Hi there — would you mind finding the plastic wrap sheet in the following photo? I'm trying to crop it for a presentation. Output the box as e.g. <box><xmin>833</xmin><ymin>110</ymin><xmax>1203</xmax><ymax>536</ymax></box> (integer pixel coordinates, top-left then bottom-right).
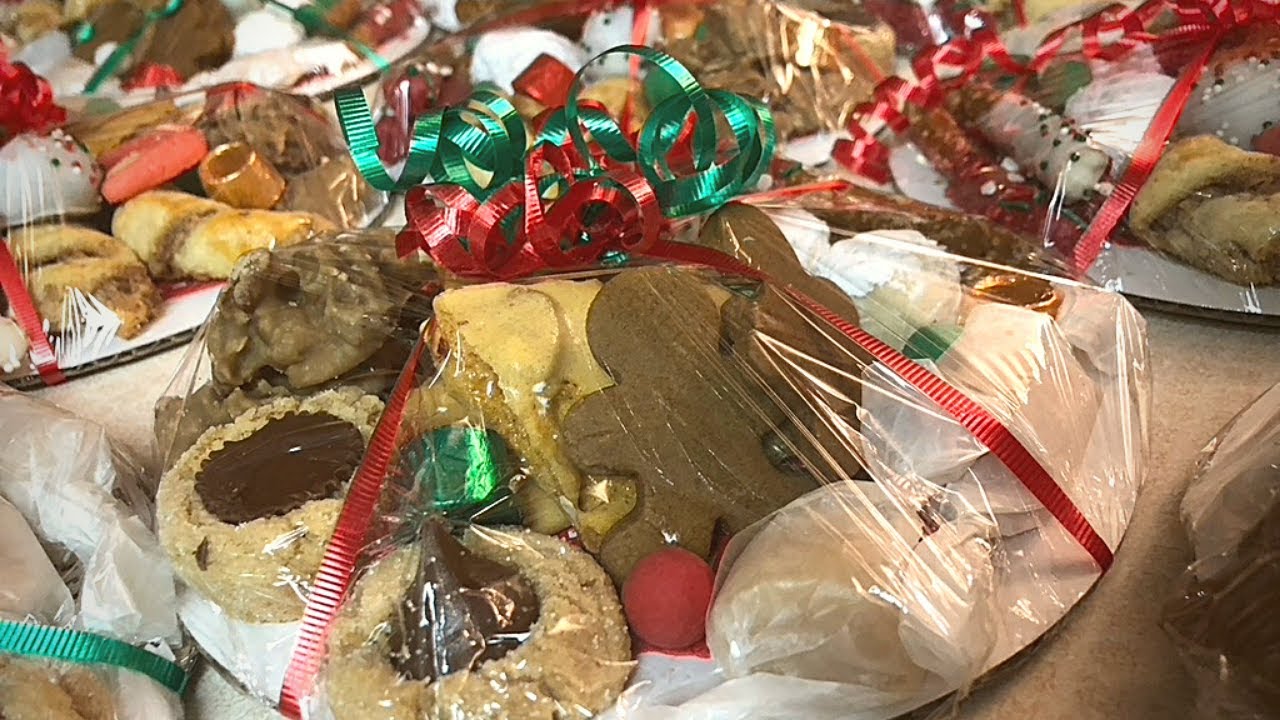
<box><xmin>829</xmin><ymin>0</ymin><xmax>1280</xmax><ymax>321</ymax></box>
<box><xmin>370</xmin><ymin>0</ymin><xmax>901</xmax><ymax>171</ymax></box>
<box><xmin>1165</xmin><ymin>383</ymin><xmax>1280</xmax><ymax>720</ymax></box>
<box><xmin>0</xmin><ymin>82</ymin><xmax>388</xmax><ymax>388</ymax></box>
<box><xmin>0</xmin><ymin>386</ymin><xmax>188</xmax><ymax>719</ymax></box>
<box><xmin>155</xmin><ymin>200</ymin><xmax>1150</xmax><ymax>717</ymax></box>
<box><xmin>150</xmin><ymin>229</ymin><xmax>437</xmax><ymax>704</ymax></box>
<box><xmin>2</xmin><ymin>0</ymin><xmax>439</xmax><ymax>101</ymax></box>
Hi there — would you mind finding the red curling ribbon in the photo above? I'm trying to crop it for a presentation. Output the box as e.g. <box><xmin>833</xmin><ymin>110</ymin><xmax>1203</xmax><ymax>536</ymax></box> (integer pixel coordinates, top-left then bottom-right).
<box><xmin>512</xmin><ymin>54</ymin><xmax>577</xmax><ymax>107</ymax></box>
<box><xmin>0</xmin><ymin>59</ymin><xmax>66</xmax><ymax>143</ymax></box>
<box><xmin>839</xmin><ymin>0</ymin><xmax>1279</xmax><ymax>270</ymax></box>
<box><xmin>0</xmin><ymin>241</ymin><xmax>66</xmax><ymax>386</ymax></box>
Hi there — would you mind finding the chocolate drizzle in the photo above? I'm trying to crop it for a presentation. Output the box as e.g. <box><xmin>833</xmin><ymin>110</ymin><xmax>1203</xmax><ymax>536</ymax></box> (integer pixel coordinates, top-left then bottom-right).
<box><xmin>390</xmin><ymin>518</ymin><xmax>539</xmax><ymax>682</ymax></box>
<box><xmin>194</xmin><ymin>412</ymin><xmax>362</xmax><ymax>524</ymax></box>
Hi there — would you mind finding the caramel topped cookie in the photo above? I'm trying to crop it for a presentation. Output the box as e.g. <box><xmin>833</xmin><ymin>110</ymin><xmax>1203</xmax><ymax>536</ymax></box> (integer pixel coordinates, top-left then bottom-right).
<box><xmin>205</xmin><ymin>234</ymin><xmax>435</xmax><ymax>391</ymax></box>
<box><xmin>157</xmin><ymin>388</ymin><xmax>383</xmax><ymax>621</ymax></box>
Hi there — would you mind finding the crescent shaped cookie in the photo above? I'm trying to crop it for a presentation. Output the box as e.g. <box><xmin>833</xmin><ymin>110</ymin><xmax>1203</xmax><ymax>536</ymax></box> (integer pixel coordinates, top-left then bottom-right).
<box><xmin>8</xmin><ymin>225</ymin><xmax>161</xmax><ymax>339</ymax></box>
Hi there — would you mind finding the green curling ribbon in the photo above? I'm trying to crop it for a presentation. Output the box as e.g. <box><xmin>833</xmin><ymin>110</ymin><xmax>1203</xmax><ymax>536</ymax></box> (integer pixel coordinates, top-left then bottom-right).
<box><xmin>82</xmin><ymin>0</ymin><xmax>183</xmax><ymax>93</ymax></box>
<box><xmin>334</xmin><ymin>45</ymin><xmax>775</xmax><ymax>216</ymax></box>
<box><xmin>0</xmin><ymin>621</ymin><xmax>187</xmax><ymax>694</ymax></box>
<box><xmin>334</xmin><ymin>86</ymin><xmax>524</xmax><ymax>193</ymax></box>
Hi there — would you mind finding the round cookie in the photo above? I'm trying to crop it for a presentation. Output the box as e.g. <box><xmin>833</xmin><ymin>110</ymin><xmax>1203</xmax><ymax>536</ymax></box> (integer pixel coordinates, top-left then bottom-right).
<box><xmin>157</xmin><ymin>388</ymin><xmax>383</xmax><ymax>622</ymax></box>
<box><xmin>0</xmin><ymin>656</ymin><xmax>114</xmax><ymax>720</ymax></box>
<box><xmin>323</xmin><ymin>524</ymin><xmax>632</xmax><ymax>719</ymax></box>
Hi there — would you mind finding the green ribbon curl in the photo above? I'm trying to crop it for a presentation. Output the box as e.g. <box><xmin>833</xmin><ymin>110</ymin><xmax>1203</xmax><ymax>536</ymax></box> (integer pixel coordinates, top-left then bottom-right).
<box><xmin>333</xmin><ymin>45</ymin><xmax>775</xmax><ymax>218</ymax></box>
<box><xmin>0</xmin><ymin>621</ymin><xmax>188</xmax><ymax>694</ymax></box>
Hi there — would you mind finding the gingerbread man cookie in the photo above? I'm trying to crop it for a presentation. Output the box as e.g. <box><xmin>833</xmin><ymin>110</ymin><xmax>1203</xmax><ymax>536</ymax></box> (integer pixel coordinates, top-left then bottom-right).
<box><xmin>701</xmin><ymin>202</ymin><xmax>872</xmax><ymax>483</ymax></box>
<box><xmin>561</xmin><ymin>267</ymin><xmax>818</xmax><ymax>584</ymax></box>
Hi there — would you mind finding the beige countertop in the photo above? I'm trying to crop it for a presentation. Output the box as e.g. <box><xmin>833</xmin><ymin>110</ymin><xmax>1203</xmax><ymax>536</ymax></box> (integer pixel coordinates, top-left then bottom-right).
<box><xmin>32</xmin><ymin>309</ymin><xmax>1280</xmax><ymax>720</ymax></box>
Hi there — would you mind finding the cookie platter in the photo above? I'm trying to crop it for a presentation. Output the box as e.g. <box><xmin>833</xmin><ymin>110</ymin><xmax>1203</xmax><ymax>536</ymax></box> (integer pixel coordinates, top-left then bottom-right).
<box><xmin>149</xmin><ymin>194</ymin><xmax>1148</xmax><ymax>719</ymax></box>
<box><xmin>0</xmin><ymin>81</ymin><xmax>391</xmax><ymax>387</ymax></box>
<box><xmin>4</xmin><ymin>0</ymin><xmax>441</xmax><ymax>103</ymax></box>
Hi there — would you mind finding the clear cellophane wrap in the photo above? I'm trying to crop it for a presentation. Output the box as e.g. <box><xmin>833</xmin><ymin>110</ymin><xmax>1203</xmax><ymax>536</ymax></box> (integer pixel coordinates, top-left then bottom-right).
<box><xmin>150</xmin><ymin>228</ymin><xmax>437</xmax><ymax>705</ymax></box>
<box><xmin>228</xmin><ymin>195</ymin><xmax>1153</xmax><ymax>719</ymax></box>
<box><xmin>829</xmin><ymin>0</ymin><xmax>1280</xmax><ymax>318</ymax></box>
<box><xmin>0</xmin><ymin>385</ymin><xmax>188</xmax><ymax>719</ymax></box>
<box><xmin>1</xmin><ymin>81</ymin><xmax>385</xmax><ymax>388</ymax></box>
<box><xmin>1164</xmin><ymin>382</ymin><xmax>1280</xmax><ymax>720</ymax></box>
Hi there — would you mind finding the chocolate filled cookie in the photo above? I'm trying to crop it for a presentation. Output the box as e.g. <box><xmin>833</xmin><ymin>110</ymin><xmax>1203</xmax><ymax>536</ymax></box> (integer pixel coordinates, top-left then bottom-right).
<box><xmin>323</xmin><ymin>521</ymin><xmax>632</xmax><ymax>719</ymax></box>
<box><xmin>157</xmin><ymin>388</ymin><xmax>383</xmax><ymax>622</ymax></box>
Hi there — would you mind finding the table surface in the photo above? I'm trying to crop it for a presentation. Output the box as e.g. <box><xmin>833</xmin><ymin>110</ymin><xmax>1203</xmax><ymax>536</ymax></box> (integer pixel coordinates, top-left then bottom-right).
<box><xmin>31</xmin><ymin>308</ymin><xmax>1280</xmax><ymax>720</ymax></box>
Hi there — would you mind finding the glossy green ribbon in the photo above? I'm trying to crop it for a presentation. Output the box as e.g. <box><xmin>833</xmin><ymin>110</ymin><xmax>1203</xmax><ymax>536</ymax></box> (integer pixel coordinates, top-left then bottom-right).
<box><xmin>0</xmin><ymin>621</ymin><xmax>187</xmax><ymax>694</ymax></box>
<box><xmin>81</xmin><ymin>0</ymin><xmax>184</xmax><ymax>93</ymax></box>
<box><xmin>335</xmin><ymin>87</ymin><xmax>525</xmax><ymax>193</ymax></box>
<box><xmin>333</xmin><ymin>45</ymin><xmax>775</xmax><ymax>218</ymax></box>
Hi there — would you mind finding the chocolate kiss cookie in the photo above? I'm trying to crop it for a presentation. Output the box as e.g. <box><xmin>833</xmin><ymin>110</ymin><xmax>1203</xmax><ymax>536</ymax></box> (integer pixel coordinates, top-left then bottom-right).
<box><xmin>702</xmin><ymin>202</ymin><xmax>873</xmax><ymax>483</ymax></box>
<box><xmin>323</xmin><ymin>525</ymin><xmax>631</xmax><ymax>720</ymax></box>
<box><xmin>561</xmin><ymin>267</ymin><xmax>819</xmax><ymax>584</ymax></box>
<box><xmin>388</xmin><ymin>518</ymin><xmax>539</xmax><ymax>681</ymax></box>
<box><xmin>157</xmin><ymin>388</ymin><xmax>383</xmax><ymax>622</ymax></box>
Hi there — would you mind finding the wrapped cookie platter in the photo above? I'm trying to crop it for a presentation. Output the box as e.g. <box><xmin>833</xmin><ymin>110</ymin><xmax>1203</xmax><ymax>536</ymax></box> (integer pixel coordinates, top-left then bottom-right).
<box><xmin>836</xmin><ymin>0</ymin><xmax>1280</xmax><ymax>322</ymax></box>
<box><xmin>152</xmin><ymin>49</ymin><xmax>1151</xmax><ymax>719</ymax></box>
<box><xmin>4</xmin><ymin>0</ymin><xmax>443</xmax><ymax>102</ymax></box>
<box><xmin>369</xmin><ymin>0</ymin><xmax>899</xmax><ymax>174</ymax></box>
<box><xmin>0</xmin><ymin>386</ymin><xmax>191</xmax><ymax>719</ymax></box>
<box><xmin>0</xmin><ymin>76</ymin><xmax>391</xmax><ymax>388</ymax></box>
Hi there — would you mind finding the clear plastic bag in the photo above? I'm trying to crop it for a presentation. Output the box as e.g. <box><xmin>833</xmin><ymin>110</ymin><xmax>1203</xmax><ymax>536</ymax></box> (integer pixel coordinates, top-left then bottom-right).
<box><xmin>1</xmin><ymin>80</ymin><xmax>387</xmax><ymax>388</ymax></box>
<box><xmin>832</xmin><ymin>1</ymin><xmax>1280</xmax><ymax>321</ymax></box>
<box><xmin>0</xmin><ymin>385</ymin><xmax>189</xmax><ymax>720</ymax></box>
<box><xmin>229</xmin><ymin>200</ymin><xmax>1148</xmax><ymax>719</ymax></box>
<box><xmin>151</xmin><ymin>228</ymin><xmax>437</xmax><ymax>704</ymax></box>
<box><xmin>4</xmin><ymin>0</ymin><xmax>438</xmax><ymax>101</ymax></box>
<box><xmin>1164</xmin><ymin>382</ymin><xmax>1280</xmax><ymax>720</ymax></box>
<box><xmin>372</xmin><ymin>0</ymin><xmax>900</xmax><ymax>169</ymax></box>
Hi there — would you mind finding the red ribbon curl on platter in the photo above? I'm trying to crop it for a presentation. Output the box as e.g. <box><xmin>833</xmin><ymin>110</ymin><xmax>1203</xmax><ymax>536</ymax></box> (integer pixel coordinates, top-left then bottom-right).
<box><xmin>280</xmin><ymin>46</ymin><xmax>1118</xmax><ymax>718</ymax></box>
<box><xmin>835</xmin><ymin>0</ymin><xmax>1280</xmax><ymax>274</ymax></box>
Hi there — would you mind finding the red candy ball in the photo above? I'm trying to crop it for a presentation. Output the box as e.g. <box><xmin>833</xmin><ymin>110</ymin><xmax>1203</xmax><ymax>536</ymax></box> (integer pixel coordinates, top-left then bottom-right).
<box><xmin>622</xmin><ymin>547</ymin><xmax>714</xmax><ymax>650</ymax></box>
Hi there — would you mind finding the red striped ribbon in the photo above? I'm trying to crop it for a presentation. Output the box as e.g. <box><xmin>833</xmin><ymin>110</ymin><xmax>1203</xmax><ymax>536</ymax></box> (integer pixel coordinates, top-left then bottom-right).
<box><xmin>278</xmin><ymin>338</ymin><xmax>428</xmax><ymax>717</ymax></box>
<box><xmin>0</xmin><ymin>240</ymin><xmax>65</xmax><ymax>385</ymax></box>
